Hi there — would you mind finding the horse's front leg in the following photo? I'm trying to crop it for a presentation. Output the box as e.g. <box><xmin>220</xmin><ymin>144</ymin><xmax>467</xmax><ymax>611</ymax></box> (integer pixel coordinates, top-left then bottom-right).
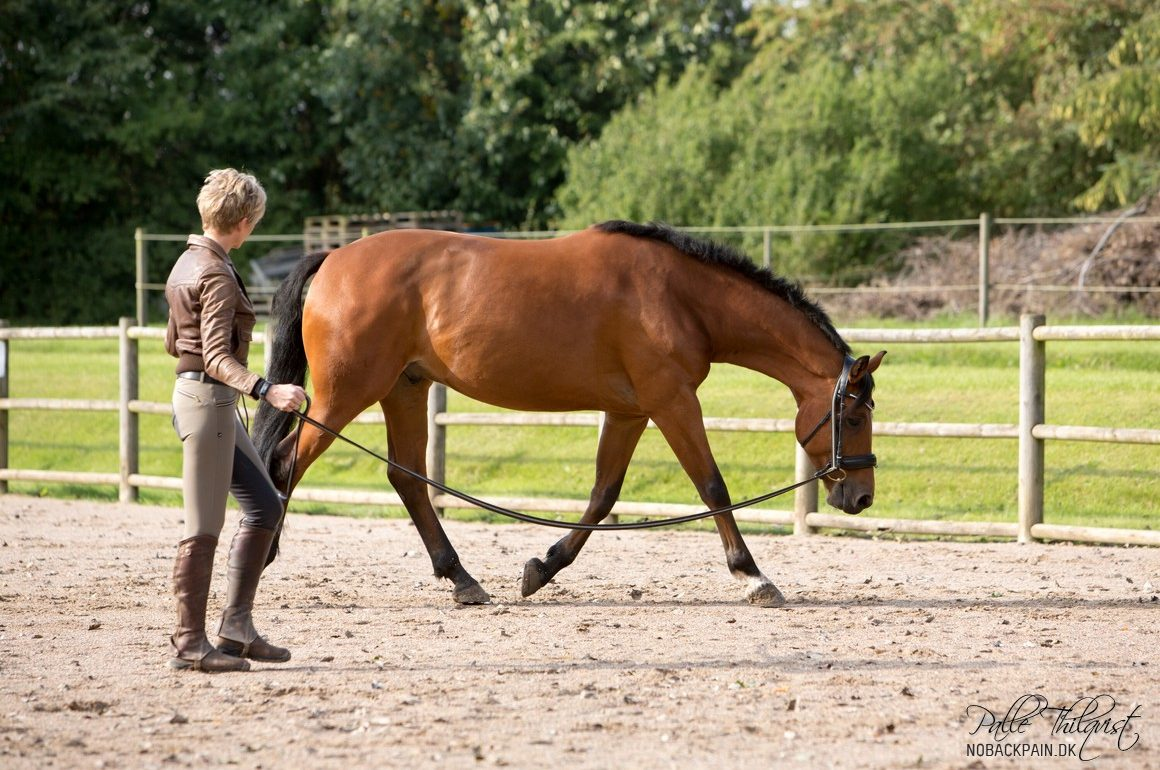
<box><xmin>522</xmin><ymin>413</ymin><xmax>648</xmax><ymax>598</ymax></box>
<box><xmin>382</xmin><ymin>380</ymin><xmax>490</xmax><ymax>605</ymax></box>
<box><xmin>651</xmin><ymin>397</ymin><xmax>786</xmax><ymax>608</ymax></box>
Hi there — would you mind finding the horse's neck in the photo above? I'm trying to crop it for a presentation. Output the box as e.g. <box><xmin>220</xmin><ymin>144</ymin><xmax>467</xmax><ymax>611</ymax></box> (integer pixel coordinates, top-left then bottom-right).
<box><xmin>707</xmin><ymin>286</ymin><xmax>843</xmax><ymax>402</ymax></box>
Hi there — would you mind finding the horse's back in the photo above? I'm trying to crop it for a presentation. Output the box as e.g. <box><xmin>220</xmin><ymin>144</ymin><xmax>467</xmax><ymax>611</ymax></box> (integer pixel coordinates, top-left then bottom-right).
<box><xmin>302</xmin><ymin>227</ymin><xmax>709</xmax><ymax>412</ymax></box>
<box><xmin>313</xmin><ymin>227</ymin><xmax>644</xmax><ymax>292</ymax></box>
<box><xmin>307</xmin><ymin>227</ymin><xmax>672</xmax><ymax>330</ymax></box>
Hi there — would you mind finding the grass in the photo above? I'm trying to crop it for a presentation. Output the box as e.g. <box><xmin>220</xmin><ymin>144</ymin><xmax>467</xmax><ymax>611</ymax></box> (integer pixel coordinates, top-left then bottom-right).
<box><xmin>3</xmin><ymin>321</ymin><xmax>1158</xmax><ymax>535</ymax></box>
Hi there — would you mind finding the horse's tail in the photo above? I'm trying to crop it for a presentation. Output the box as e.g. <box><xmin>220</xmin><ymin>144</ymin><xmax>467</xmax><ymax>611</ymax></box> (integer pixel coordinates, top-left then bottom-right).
<box><xmin>253</xmin><ymin>250</ymin><xmax>329</xmax><ymax>565</ymax></box>
<box><xmin>254</xmin><ymin>249</ymin><xmax>329</xmax><ymax>466</ymax></box>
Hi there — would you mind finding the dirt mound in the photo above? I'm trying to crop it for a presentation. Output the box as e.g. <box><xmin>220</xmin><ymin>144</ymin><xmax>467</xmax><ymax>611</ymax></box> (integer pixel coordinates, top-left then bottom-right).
<box><xmin>841</xmin><ymin>196</ymin><xmax>1160</xmax><ymax>320</ymax></box>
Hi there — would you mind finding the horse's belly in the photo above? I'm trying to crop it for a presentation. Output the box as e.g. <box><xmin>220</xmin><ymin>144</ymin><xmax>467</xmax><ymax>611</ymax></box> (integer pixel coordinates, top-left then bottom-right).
<box><xmin>419</xmin><ymin>346</ymin><xmax>640</xmax><ymax>414</ymax></box>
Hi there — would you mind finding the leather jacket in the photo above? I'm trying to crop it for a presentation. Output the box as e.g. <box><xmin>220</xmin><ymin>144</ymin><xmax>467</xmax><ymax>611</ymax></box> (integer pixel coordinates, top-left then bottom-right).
<box><xmin>164</xmin><ymin>234</ymin><xmax>261</xmax><ymax>396</ymax></box>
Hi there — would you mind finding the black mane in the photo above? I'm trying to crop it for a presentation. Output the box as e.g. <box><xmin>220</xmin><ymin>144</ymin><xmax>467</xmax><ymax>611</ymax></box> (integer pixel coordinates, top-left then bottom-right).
<box><xmin>594</xmin><ymin>220</ymin><xmax>850</xmax><ymax>356</ymax></box>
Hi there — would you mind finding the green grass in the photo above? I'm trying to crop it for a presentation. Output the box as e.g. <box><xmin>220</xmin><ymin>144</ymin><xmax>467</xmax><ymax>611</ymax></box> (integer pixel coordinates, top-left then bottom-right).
<box><xmin>4</xmin><ymin>323</ymin><xmax>1158</xmax><ymax>534</ymax></box>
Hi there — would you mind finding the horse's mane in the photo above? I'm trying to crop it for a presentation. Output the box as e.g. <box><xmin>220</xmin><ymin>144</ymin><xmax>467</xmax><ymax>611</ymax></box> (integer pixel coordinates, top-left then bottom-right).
<box><xmin>594</xmin><ymin>220</ymin><xmax>851</xmax><ymax>356</ymax></box>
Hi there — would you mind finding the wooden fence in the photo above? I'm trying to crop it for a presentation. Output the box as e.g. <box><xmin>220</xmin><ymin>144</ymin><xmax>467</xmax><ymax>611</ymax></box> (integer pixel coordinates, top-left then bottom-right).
<box><xmin>0</xmin><ymin>316</ymin><xmax>1157</xmax><ymax>546</ymax></box>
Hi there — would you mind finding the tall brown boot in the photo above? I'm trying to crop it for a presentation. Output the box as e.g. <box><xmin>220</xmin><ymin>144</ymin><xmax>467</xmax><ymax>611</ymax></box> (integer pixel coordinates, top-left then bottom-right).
<box><xmin>214</xmin><ymin>525</ymin><xmax>291</xmax><ymax>662</ymax></box>
<box><xmin>170</xmin><ymin>535</ymin><xmax>250</xmax><ymax>672</ymax></box>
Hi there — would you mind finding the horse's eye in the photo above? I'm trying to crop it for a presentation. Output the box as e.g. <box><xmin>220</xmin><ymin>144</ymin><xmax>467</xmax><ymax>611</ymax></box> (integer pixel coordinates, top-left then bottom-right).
<box><xmin>845</xmin><ymin>415</ymin><xmax>865</xmax><ymax>429</ymax></box>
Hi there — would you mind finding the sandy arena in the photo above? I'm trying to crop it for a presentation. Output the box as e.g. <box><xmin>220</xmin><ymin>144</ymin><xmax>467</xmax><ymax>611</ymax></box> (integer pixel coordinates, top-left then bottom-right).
<box><xmin>0</xmin><ymin>494</ymin><xmax>1155</xmax><ymax>769</ymax></box>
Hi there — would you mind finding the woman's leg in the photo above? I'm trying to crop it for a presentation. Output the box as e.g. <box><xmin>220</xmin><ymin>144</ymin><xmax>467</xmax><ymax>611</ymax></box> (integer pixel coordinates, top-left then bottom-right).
<box><xmin>169</xmin><ymin>382</ymin><xmax>248</xmax><ymax>671</ymax></box>
<box><xmin>215</xmin><ymin>416</ymin><xmax>291</xmax><ymax>662</ymax></box>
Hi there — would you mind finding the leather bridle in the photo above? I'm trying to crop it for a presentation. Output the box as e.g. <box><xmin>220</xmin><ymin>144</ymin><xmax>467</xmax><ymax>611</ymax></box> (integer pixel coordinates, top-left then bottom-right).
<box><xmin>800</xmin><ymin>355</ymin><xmax>877</xmax><ymax>482</ymax></box>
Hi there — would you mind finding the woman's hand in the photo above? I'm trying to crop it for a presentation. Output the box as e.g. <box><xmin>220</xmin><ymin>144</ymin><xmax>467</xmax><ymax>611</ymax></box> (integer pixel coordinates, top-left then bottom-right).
<box><xmin>265</xmin><ymin>383</ymin><xmax>307</xmax><ymax>413</ymax></box>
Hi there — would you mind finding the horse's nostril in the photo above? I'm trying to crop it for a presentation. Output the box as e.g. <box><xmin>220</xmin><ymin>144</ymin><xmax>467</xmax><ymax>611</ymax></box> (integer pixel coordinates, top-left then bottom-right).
<box><xmin>855</xmin><ymin>494</ymin><xmax>873</xmax><ymax>511</ymax></box>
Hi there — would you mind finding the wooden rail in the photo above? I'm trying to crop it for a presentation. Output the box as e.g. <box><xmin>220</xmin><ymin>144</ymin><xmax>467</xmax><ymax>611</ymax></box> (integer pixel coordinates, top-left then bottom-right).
<box><xmin>0</xmin><ymin>317</ymin><xmax>1157</xmax><ymax>546</ymax></box>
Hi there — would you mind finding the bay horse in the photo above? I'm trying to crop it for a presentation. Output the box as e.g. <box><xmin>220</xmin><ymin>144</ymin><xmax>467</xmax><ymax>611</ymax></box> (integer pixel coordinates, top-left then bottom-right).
<box><xmin>254</xmin><ymin>221</ymin><xmax>884</xmax><ymax>608</ymax></box>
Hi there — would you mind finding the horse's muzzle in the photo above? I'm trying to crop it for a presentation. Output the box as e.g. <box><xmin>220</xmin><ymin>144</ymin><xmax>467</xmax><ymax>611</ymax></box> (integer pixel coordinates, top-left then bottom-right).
<box><xmin>827</xmin><ymin>481</ymin><xmax>874</xmax><ymax>515</ymax></box>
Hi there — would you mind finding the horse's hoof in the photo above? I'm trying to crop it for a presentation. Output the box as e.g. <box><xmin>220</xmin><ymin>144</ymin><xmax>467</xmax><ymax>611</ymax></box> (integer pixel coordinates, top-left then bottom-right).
<box><xmin>521</xmin><ymin>558</ymin><xmax>549</xmax><ymax>598</ymax></box>
<box><xmin>453</xmin><ymin>581</ymin><xmax>491</xmax><ymax>605</ymax></box>
<box><xmin>747</xmin><ymin>582</ymin><xmax>786</xmax><ymax>608</ymax></box>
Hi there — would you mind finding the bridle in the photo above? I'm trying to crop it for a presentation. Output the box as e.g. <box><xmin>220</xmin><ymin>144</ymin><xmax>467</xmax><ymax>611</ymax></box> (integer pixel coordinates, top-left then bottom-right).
<box><xmin>800</xmin><ymin>355</ymin><xmax>877</xmax><ymax>482</ymax></box>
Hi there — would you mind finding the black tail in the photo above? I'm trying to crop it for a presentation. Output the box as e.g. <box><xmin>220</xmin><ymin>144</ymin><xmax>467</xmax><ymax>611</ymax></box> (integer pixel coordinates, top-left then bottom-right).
<box><xmin>254</xmin><ymin>249</ymin><xmax>329</xmax><ymax>565</ymax></box>
<box><xmin>254</xmin><ymin>250</ymin><xmax>329</xmax><ymax>466</ymax></box>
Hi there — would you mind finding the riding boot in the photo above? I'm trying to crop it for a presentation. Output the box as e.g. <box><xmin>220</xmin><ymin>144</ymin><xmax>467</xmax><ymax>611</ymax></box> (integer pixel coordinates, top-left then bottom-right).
<box><xmin>170</xmin><ymin>535</ymin><xmax>250</xmax><ymax>672</ymax></box>
<box><xmin>214</xmin><ymin>525</ymin><xmax>291</xmax><ymax>662</ymax></box>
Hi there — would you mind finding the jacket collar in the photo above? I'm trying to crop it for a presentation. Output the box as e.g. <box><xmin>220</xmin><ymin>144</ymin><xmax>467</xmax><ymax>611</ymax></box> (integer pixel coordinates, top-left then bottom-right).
<box><xmin>186</xmin><ymin>234</ymin><xmax>230</xmax><ymax>262</ymax></box>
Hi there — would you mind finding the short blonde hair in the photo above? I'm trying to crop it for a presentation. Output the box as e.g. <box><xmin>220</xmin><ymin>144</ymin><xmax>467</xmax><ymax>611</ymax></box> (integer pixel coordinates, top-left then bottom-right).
<box><xmin>197</xmin><ymin>168</ymin><xmax>266</xmax><ymax>232</ymax></box>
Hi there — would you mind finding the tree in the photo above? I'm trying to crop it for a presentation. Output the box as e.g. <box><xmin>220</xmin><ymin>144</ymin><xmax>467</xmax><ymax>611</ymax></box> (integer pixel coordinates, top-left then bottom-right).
<box><xmin>2</xmin><ymin>1</ymin><xmax>167</xmax><ymax>322</ymax></box>
<box><xmin>555</xmin><ymin>0</ymin><xmax>1159</xmax><ymax>275</ymax></box>
<box><xmin>1055</xmin><ymin>8</ymin><xmax>1160</xmax><ymax>210</ymax></box>
<box><xmin>312</xmin><ymin>0</ymin><xmax>467</xmax><ymax>213</ymax></box>
<box><xmin>457</xmin><ymin>0</ymin><xmax>750</xmax><ymax>226</ymax></box>
<box><xmin>555</xmin><ymin>66</ymin><xmax>737</xmax><ymax>229</ymax></box>
<box><xmin>0</xmin><ymin>0</ymin><xmax>751</xmax><ymax>322</ymax></box>
<box><xmin>0</xmin><ymin>0</ymin><xmax>333</xmax><ymax>323</ymax></box>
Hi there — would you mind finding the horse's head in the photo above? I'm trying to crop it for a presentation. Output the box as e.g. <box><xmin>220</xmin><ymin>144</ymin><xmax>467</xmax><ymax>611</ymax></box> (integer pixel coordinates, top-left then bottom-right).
<box><xmin>796</xmin><ymin>351</ymin><xmax>886</xmax><ymax>515</ymax></box>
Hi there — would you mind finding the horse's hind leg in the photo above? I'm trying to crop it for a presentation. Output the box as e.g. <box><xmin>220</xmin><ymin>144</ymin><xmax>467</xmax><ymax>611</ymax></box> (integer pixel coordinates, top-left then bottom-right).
<box><xmin>521</xmin><ymin>413</ymin><xmax>648</xmax><ymax>598</ymax></box>
<box><xmin>650</xmin><ymin>397</ymin><xmax>786</xmax><ymax>608</ymax></box>
<box><xmin>382</xmin><ymin>378</ymin><xmax>490</xmax><ymax>605</ymax></box>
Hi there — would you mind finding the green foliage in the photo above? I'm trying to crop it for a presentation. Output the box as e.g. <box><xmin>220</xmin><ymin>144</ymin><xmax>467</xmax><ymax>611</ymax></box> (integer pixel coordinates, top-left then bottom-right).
<box><xmin>0</xmin><ymin>0</ymin><xmax>335</xmax><ymax>323</ymax></box>
<box><xmin>1057</xmin><ymin>8</ymin><xmax>1160</xmax><ymax>210</ymax></box>
<box><xmin>457</xmin><ymin>0</ymin><xmax>751</xmax><ymax>226</ymax></box>
<box><xmin>556</xmin><ymin>65</ymin><xmax>737</xmax><ymax>227</ymax></box>
<box><xmin>556</xmin><ymin>0</ymin><xmax>1160</xmax><ymax>274</ymax></box>
<box><xmin>314</xmin><ymin>0</ymin><xmax>466</xmax><ymax>212</ymax></box>
<box><xmin>1</xmin><ymin>0</ymin><xmax>749</xmax><ymax>322</ymax></box>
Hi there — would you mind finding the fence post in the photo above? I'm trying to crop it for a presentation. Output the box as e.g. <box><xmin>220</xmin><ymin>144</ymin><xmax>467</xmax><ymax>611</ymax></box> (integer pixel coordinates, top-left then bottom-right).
<box><xmin>762</xmin><ymin>227</ymin><xmax>772</xmax><ymax>270</ymax></box>
<box><xmin>793</xmin><ymin>444</ymin><xmax>817</xmax><ymax>535</ymax></box>
<box><xmin>0</xmin><ymin>320</ymin><xmax>8</xmax><ymax>494</ymax></box>
<box><xmin>426</xmin><ymin>383</ymin><xmax>447</xmax><ymax>516</ymax></box>
<box><xmin>135</xmin><ymin>228</ymin><xmax>148</xmax><ymax>327</ymax></box>
<box><xmin>978</xmin><ymin>213</ymin><xmax>991</xmax><ymax>327</ymax></box>
<box><xmin>119</xmin><ymin>317</ymin><xmax>139</xmax><ymax>503</ymax></box>
<box><xmin>1018</xmin><ymin>313</ymin><xmax>1045</xmax><ymax>543</ymax></box>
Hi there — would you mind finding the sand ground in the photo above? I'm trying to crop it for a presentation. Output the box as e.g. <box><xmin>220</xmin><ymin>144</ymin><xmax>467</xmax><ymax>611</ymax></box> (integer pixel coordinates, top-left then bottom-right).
<box><xmin>0</xmin><ymin>494</ymin><xmax>1155</xmax><ymax>769</ymax></box>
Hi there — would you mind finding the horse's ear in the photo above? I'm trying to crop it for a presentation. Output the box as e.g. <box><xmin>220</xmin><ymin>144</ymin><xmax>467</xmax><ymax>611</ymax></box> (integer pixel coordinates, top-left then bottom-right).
<box><xmin>850</xmin><ymin>350</ymin><xmax>886</xmax><ymax>382</ymax></box>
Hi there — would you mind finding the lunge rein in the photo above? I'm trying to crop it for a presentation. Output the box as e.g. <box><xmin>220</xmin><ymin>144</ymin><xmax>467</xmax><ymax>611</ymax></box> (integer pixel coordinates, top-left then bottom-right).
<box><xmin>279</xmin><ymin>356</ymin><xmax>875</xmax><ymax>532</ymax></box>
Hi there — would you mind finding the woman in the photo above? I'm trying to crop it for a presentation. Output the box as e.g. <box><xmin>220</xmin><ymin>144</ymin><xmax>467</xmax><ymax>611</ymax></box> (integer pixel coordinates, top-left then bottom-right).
<box><xmin>164</xmin><ymin>168</ymin><xmax>306</xmax><ymax>672</ymax></box>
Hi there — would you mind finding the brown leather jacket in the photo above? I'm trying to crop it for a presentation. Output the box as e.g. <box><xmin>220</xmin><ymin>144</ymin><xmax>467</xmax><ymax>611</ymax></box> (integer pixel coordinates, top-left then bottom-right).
<box><xmin>164</xmin><ymin>235</ymin><xmax>261</xmax><ymax>396</ymax></box>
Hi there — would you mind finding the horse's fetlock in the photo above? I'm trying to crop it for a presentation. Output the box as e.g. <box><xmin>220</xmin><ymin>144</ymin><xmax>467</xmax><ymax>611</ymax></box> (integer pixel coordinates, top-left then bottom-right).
<box><xmin>545</xmin><ymin>541</ymin><xmax>575</xmax><ymax>569</ymax></box>
<box><xmin>430</xmin><ymin>550</ymin><xmax>462</xmax><ymax>580</ymax></box>
<box><xmin>726</xmin><ymin>548</ymin><xmax>759</xmax><ymax>577</ymax></box>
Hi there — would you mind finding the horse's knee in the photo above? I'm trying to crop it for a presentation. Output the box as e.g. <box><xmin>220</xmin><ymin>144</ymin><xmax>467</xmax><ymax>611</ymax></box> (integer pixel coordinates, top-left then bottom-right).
<box><xmin>386</xmin><ymin>465</ymin><xmax>412</xmax><ymax>491</ymax></box>
<box><xmin>702</xmin><ymin>476</ymin><xmax>729</xmax><ymax>508</ymax></box>
<box><xmin>388</xmin><ymin>467</ymin><xmax>431</xmax><ymax>507</ymax></box>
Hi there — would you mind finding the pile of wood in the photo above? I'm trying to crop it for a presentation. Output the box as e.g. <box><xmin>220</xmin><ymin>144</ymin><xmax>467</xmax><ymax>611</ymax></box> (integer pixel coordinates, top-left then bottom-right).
<box><xmin>838</xmin><ymin>196</ymin><xmax>1160</xmax><ymax>320</ymax></box>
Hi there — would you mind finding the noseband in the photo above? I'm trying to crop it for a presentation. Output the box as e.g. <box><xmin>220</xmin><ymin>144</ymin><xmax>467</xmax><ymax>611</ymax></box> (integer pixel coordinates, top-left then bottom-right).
<box><xmin>801</xmin><ymin>355</ymin><xmax>877</xmax><ymax>482</ymax></box>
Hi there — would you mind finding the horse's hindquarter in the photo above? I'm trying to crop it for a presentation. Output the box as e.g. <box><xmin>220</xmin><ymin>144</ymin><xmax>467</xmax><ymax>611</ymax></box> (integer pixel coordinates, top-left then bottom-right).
<box><xmin>302</xmin><ymin>229</ymin><xmax>711</xmax><ymax>413</ymax></box>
